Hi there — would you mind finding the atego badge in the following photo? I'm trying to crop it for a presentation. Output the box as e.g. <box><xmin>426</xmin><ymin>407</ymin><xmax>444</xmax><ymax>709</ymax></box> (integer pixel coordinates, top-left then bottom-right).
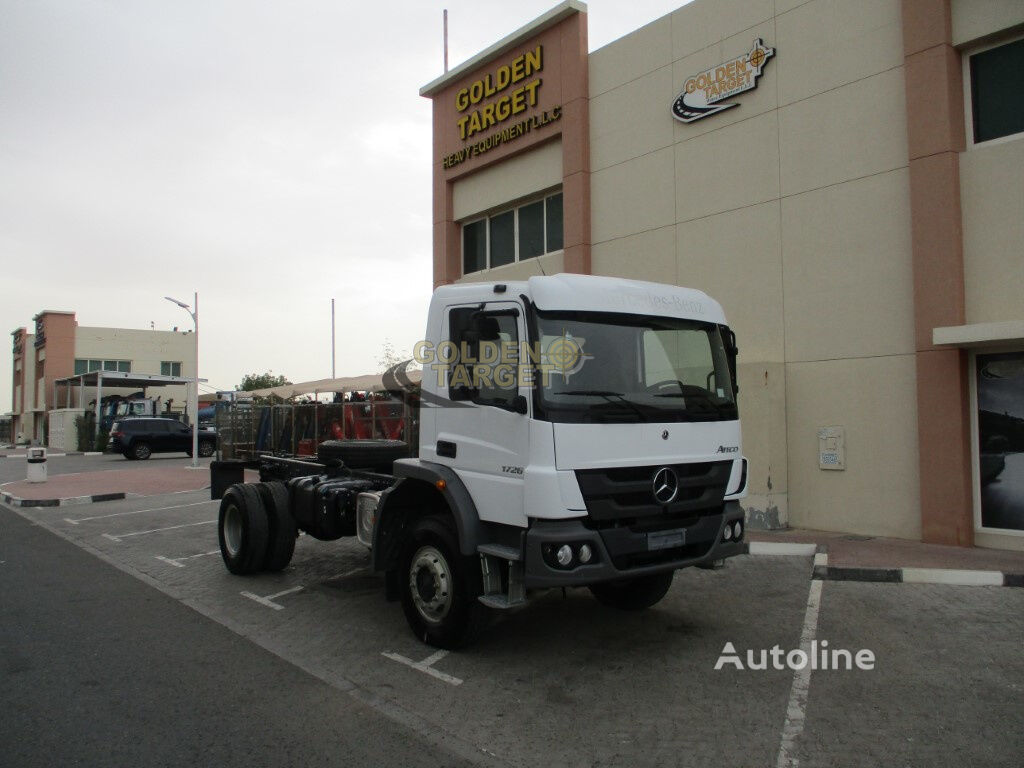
<box><xmin>671</xmin><ymin>38</ymin><xmax>774</xmax><ymax>123</ymax></box>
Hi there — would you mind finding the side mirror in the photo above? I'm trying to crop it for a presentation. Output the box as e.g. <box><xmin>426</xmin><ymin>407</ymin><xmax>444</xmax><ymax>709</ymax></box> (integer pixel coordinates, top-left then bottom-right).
<box><xmin>511</xmin><ymin>395</ymin><xmax>528</xmax><ymax>415</ymax></box>
<box><xmin>450</xmin><ymin>385</ymin><xmax>477</xmax><ymax>402</ymax></box>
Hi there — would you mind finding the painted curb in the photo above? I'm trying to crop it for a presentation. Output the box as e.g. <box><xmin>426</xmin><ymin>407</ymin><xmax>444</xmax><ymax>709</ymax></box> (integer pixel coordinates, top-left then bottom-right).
<box><xmin>0</xmin><ymin>491</ymin><xmax>127</xmax><ymax>508</ymax></box>
<box><xmin>746</xmin><ymin>541</ymin><xmax>1022</xmax><ymax>588</ymax></box>
<box><xmin>746</xmin><ymin>541</ymin><xmax>818</xmax><ymax>556</ymax></box>
<box><xmin>813</xmin><ymin>564</ymin><xmax>1021</xmax><ymax>588</ymax></box>
<box><xmin>0</xmin><ymin>452</ymin><xmax>83</xmax><ymax>459</ymax></box>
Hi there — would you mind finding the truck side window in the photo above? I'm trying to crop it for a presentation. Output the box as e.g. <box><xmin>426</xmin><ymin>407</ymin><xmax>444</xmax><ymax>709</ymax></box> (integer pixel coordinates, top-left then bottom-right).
<box><xmin>448</xmin><ymin>307</ymin><xmax>519</xmax><ymax>408</ymax></box>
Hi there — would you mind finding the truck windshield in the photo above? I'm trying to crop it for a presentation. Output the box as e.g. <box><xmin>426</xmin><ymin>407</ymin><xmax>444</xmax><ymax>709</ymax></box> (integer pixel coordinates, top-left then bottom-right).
<box><xmin>533</xmin><ymin>311</ymin><xmax>737</xmax><ymax>424</ymax></box>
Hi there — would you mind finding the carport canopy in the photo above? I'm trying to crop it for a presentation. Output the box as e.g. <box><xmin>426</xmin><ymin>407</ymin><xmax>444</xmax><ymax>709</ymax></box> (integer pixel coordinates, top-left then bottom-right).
<box><xmin>53</xmin><ymin>371</ymin><xmax>209</xmax><ymax>438</ymax></box>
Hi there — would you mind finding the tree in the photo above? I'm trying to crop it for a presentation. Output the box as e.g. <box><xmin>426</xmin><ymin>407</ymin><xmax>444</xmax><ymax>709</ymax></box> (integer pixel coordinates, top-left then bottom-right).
<box><xmin>236</xmin><ymin>371</ymin><xmax>291</xmax><ymax>391</ymax></box>
<box><xmin>377</xmin><ymin>340</ymin><xmax>409</xmax><ymax>374</ymax></box>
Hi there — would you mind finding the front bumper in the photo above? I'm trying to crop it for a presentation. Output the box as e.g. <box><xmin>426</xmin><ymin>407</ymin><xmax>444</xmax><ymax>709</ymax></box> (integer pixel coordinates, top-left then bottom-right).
<box><xmin>522</xmin><ymin>500</ymin><xmax>746</xmax><ymax>588</ymax></box>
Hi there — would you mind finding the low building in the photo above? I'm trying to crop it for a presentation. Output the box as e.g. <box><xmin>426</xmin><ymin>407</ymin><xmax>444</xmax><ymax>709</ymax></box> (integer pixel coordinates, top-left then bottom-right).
<box><xmin>420</xmin><ymin>0</ymin><xmax>1024</xmax><ymax>550</ymax></box>
<box><xmin>10</xmin><ymin>310</ymin><xmax>196</xmax><ymax>445</ymax></box>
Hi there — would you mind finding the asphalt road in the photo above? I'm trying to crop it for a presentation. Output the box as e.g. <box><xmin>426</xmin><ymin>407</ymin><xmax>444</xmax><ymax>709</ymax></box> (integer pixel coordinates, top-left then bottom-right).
<box><xmin>0</xmin><ymin>508</ymin><xmax>472</xmax><ymax>768</ymax></box>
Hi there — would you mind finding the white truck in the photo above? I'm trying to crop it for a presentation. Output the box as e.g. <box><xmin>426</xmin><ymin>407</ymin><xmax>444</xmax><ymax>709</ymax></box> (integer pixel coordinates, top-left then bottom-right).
<box><xmin>216</xmin><ymin>274</ymin><xmax>748</xmax><ymax>648</ymax></box>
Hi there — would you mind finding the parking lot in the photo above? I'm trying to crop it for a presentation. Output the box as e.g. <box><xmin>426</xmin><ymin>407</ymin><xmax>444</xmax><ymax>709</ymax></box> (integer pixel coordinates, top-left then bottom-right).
<box><xmin>3</xmin><ymin>476</ymin><xmax>1023</xmax><ymax>767</ymax></box>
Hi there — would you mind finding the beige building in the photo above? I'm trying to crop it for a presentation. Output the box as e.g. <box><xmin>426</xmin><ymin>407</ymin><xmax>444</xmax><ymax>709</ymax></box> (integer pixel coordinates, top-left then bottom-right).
<box><xmin>10</xmin><ymin>310</ymin><xmax>196</xmax><ymax>446</ymax></box>
<box><xmin>421</xmin><ymin>0</ymin><xmax>1024</xmax><ymax>550</ymax></box>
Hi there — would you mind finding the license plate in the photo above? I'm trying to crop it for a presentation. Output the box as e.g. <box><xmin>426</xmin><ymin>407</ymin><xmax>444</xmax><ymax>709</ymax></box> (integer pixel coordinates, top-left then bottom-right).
<box><xmin>647</xmin><ymin>529</ymin><xmax>686</xmax><ymax>551</ymax></box>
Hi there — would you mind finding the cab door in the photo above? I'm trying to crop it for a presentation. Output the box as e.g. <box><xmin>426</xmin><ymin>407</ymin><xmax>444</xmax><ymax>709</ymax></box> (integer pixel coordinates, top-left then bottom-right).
<box><xmin>433</xmin><ymin>301</ymin><xmax>531</xmax><ymax>528</ymax></box>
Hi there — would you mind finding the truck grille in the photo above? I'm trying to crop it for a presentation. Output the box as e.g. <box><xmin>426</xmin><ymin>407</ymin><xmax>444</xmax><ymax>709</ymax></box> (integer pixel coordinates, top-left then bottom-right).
<box><xmin>575</xmin><ymin>461</ymin><xmax>732</xmax><ymax>522</ymax></box>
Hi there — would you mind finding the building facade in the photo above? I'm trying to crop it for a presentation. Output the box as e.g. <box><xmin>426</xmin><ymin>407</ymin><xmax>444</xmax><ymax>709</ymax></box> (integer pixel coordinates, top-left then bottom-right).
<box><xmin>10</xmin><ymin>311</ymin><xmax>196</xmax><ymax>444</ymax></box>
<box><xmin>421</xmin><ymin>0</ymin><xmax>1024</xmax><ymax>550</ymax></box>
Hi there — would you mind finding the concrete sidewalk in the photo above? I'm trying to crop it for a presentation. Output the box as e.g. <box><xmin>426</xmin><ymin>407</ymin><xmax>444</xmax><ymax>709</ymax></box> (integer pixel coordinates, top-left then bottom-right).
<box><xmin>748</xmin><ymin>527</ymin><xmax>1024</xmax><ymax>585</ymax></box>
<box><xmin>0</xmin><ymin>465</ymin><xmax>258</xmax><ymax>507</ymax></box>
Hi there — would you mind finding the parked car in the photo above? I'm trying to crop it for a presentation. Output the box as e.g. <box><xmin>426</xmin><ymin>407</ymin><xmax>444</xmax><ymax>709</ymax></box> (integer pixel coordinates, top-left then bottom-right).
<box><xmin>110</xmin><ymin>418</ymin><xmax>216</xmax><ymax>460</ymax></box>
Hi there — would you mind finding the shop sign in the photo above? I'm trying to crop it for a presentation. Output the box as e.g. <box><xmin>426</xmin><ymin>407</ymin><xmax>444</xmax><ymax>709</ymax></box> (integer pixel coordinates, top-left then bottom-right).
<box><xmin>444</xmin><ymin>44</ymin><xmax>561</xmax><ymax>170</ymax></box>
<box><xmin>12</xmin><ymin>329</ymin><xmax>23</xmax><ymax>356</ymax></box>
<box><xmin>34</xmin><ymin>317</ymin><xmax>45</xmax><ymax>348</ymax></box>
<box><xmin>671</xmin><ymin>38</ymin><xmax>774</xmax><ymax>123</ymax></box>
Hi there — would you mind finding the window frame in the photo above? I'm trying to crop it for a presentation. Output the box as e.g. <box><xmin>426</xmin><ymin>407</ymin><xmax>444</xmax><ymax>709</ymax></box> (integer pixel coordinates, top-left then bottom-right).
<box><xmin>968</xmin><ymin>346</ymin><xmax>1024</xmax><ymax>537</ymax></box>
<box><xmin>962</xmin><ymin>31</ymin><xmax>1024</xmax><ymax>150</ymax></box>
<box><xmin>161</xmin><ymin>361</ymin><xmax>182</xmax><ymax>377</ymax></box>
<box><xmin>461</xmin><ymin>190</ymin><xmax>564</xmax><ymax>275</ymax></box>
<box><xmin>76</xmin><ymin>358</ymin><xmax>132</xmax><ymax>375</ymax></box>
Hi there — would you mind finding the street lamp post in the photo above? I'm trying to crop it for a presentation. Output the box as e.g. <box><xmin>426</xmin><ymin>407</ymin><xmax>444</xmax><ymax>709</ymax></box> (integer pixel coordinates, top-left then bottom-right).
<box><xmin>165</xmin><ymin>293</ymin><xmax>199</xmax><ymax>469</ymax></box>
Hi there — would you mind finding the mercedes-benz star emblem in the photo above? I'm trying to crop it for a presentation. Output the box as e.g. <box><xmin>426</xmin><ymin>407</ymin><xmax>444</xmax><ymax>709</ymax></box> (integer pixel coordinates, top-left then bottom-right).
<box><xmin>652</xmin><ymin>467</ymin><xmax>679</xmax><ymax>505</ymax></box>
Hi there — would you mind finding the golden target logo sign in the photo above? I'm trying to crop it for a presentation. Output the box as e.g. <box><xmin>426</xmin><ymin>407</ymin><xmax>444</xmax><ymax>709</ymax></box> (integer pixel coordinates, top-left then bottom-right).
<box><xmin>672</xmin><ymin>39</ymin><xmax>774</xmax><ymax>123</ymax></box>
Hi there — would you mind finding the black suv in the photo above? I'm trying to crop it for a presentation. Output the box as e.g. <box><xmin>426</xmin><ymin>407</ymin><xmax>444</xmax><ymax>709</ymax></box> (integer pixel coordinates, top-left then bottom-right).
<box><xmin>110</xmin><ymin>418</ymin><xmax>216</xmax><ymax>460</ymax></box>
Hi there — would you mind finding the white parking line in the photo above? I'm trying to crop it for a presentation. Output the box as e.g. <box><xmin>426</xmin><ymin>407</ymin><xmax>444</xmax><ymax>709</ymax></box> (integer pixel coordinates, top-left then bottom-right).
<box><xmin>156</xmin><ymin>549</ymin><xmax>221</xmax><ymax>568</ymax></box>
<box><xmin>775</xmin><ymin>579</ymin><xmax>824</xmax><ymax>768</ymax></box>
<box><xmin>382</xmin><ymin>649</ymin><xmax>463</xmax><ymax>686</ymax></box>
<box><xmin>237</xmin><ymin>568</ymin><xmax>366</xmax><ymax>610</ymax></box>
<box><xmin>65</xmin><ymin>499</ymin><xmax>215</xmax><ymax>525</ymax></box>
<box><xmin>102</xmin><ymin>519</ymin><xmax>215</xmax><ymax>542</ymax></box>
<box><xmin>240</xmin><ymin>585</ymin><xmax>304</xmax><ymax>610</ymax></box>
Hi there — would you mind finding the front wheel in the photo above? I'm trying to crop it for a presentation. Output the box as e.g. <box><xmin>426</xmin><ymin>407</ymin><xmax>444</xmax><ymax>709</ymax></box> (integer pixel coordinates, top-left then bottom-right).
<box><xmin>398</xmin><ymin>516</ymin><xmax>490</xmax><ymax>649</ymax></box>
<box><xmin>197</xmin><ymin>441</ymin><xmax>215</xmax><ymax>458</ymax></box>
<box><xmin>589</xmin><ymin>571</ymin><xmax>675</xmax><ymax>610</ymax></box>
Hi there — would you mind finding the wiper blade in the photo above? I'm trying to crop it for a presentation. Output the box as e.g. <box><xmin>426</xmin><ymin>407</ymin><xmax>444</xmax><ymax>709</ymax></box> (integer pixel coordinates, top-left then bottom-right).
<box><xmin>554</xmin><ymin>390</ymin><xmax>626</xmax><ymax>396</ymax></box>
<box><xmin>554</xmin><ymin>390</ymin><xmax>646</xmax><ymax>421</ymax></box>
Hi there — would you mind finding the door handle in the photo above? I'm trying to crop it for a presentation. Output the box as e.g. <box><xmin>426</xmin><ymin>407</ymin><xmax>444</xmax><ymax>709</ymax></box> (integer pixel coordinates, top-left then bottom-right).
<box><xmin>436</xmin><ymin>440</ymin><xmax>457</xmax><ymax>458</ymax></box>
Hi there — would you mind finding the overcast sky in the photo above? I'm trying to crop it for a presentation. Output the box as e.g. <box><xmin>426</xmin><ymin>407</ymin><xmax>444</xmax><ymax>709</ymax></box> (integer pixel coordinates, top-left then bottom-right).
<box><xmin>1</xmin><ymin>0</ymin><xmax>687</xmax><ymax>407</ymax></box>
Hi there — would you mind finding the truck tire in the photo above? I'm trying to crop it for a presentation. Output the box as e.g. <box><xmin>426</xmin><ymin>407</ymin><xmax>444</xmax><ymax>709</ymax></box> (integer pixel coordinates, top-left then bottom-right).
<box><xmin>316</xmin><ymin>439</ymin><xmax>408</xmax><ymax>472</ymax></box>
<box><xmin>399</xmin><ymin>515</ymin><xmax>490</xmax><ymax>649</ymax></box>
<box><xmin>256</xmin><ymin>481</ymin><xmax>296</xmax><ymax>572</ymax></box>
<box><xmin>218</xmin><ymin>484</ymin><xmax>270</xmax><ymax>575</ymax></box>
<box><xmin>132</xmin><ymin>442</ymin><xmax>152</xmax><ymax>460</ymax></box>
<box><xmin>588</xmin><ymin>572</ymin><xmax>675</xmax><ymax>611</ymax></box>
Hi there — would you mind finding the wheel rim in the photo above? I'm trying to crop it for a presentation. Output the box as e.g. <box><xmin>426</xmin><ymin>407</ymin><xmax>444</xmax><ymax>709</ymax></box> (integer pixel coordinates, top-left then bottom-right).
<box><xmin>135</xmin><ymin>444</ymin><xmax>150</xmax><ymax>459</ymax></box>
<box><xmin>199</xmin><ymin>443</ymin><xmax>213</xmax><ymax>457</ymax></box>
<box><xmin>408</xmin><ymin>545</ymin><xmax>453</xmax><ymax>625</ymax></box>
<box><xmin>223</xmin><ymin>503</ymin><xmax>243</xmax><ymax>557</ymax></box>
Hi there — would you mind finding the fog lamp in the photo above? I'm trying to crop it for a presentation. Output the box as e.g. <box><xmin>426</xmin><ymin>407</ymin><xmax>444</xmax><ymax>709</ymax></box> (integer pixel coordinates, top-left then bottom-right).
<box><xmin>578</xmin><ymin>544</ymin><xmax>593</xmax><ymax>564</ymax></box>
<box><xmin>723</xmin><ymin>524</ymin><xmax>733</xmax><ymax>540</ymax></box>
<box><xmin>733</xmin><ymin>521</ymin><xmax>743</xmax><ymax>540</ymax></box>
<box><xmin>556</xmin><ymin>544</ymin><xmax>574</xmax><ymax>567</ymax></box>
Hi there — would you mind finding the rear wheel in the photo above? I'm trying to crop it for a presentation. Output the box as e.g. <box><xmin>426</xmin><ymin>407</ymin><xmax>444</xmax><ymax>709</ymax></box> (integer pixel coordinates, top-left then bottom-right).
<box><xmin>589</xmin><ymin>572</ymin><xmax>675</xmax><ymax>610</ymax></box>
<box><xmin>398</xmin><ymin>515</ymin><xmax>489</xmax><ymax>649</ymax></box>
<box><xmin>132</xmin><ymin>442</ymin><xmax>152</xmax><ymax>460</ymax></box>
<box><xmin>218</xmin><ymin>484</ymin><xmax>269</xmax><ymax>575</ymax></box>
<box><xmin>256</xmin><ymin>481</ymin><xmax>296</xmax><ymax>572</ymax></box>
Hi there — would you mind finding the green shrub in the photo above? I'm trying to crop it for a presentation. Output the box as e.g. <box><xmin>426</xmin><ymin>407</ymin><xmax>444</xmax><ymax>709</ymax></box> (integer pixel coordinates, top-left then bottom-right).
<box><xmin>74</xmin><ymin>415</ymin><xmax>92</xmax><ymax>452</ymax></box>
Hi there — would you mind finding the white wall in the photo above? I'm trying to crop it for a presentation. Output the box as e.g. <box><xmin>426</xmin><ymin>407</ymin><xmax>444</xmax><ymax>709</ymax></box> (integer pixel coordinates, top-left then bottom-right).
<box><xmin>75</xmin><ymin>326</ymin><xmax>196</xmax><ymax>408</ymax></box>
<box><xmin>586</xmin><ymin>0</ymin><xmax>919</xmax><ymax>536</ymax></box>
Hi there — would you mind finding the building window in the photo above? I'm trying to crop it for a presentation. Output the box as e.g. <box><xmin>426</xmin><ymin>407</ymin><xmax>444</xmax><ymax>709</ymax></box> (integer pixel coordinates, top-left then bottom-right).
<box><xmin>74</xmin><ymin>359</ymin><xmax>131</xmax><ymax>375</ymax></box>
<box><xmin>969</xmin><ymin>37</ymin><xmax>1024</xmax><ymax>144</ymax></box>
<box><xmin>461</xmin><ymin>191</ymin><xmax>564</xmax><ymax>275</ymax></box>
<box><xmin>161</xmin><ymin>361</ymin><xmax>182</xmax><ymax>377</ymax></box>
<box><xmin>973</xmin><ymin>351</ymin><xmax>1024</xmax><ymax>533</ymax></box>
